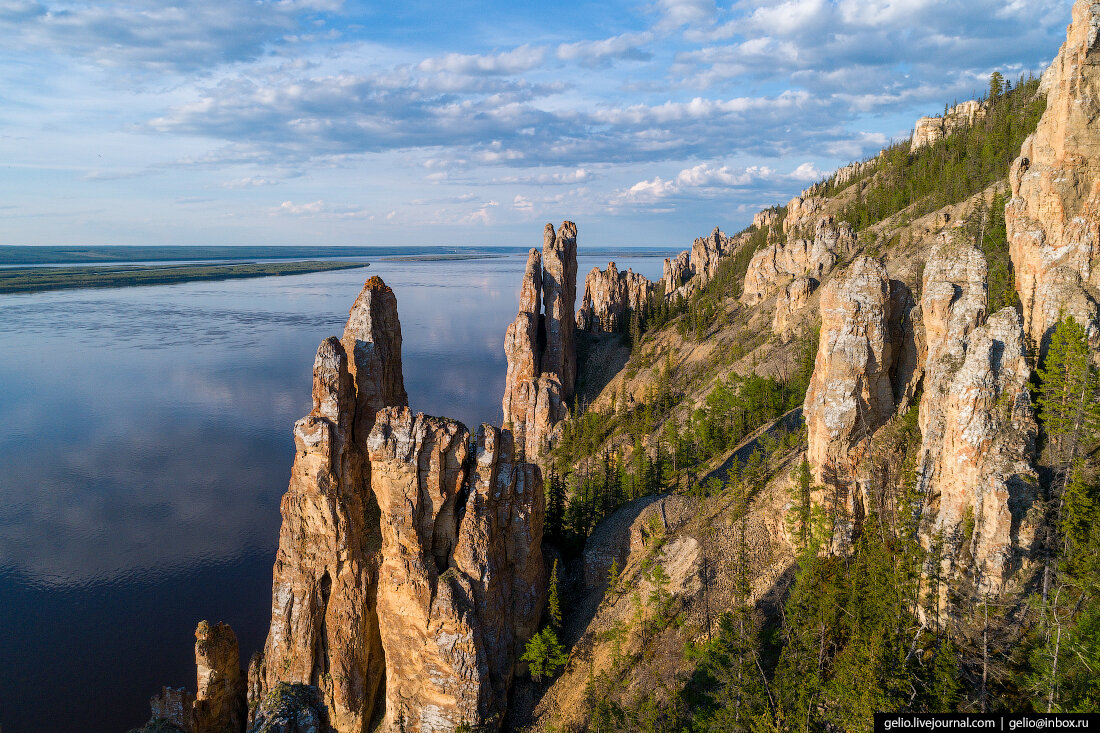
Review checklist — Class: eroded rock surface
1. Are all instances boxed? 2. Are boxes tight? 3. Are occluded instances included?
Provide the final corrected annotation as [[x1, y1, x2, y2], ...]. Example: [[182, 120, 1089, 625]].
[[194, 622, 247, 733], [367, 409, 544, 733], [691, 227, 728, 285], [502, 224, 579, 457], [743, 217, 855, 304], [1007, 0, 1100, 348], [918, 308, 1039, 594], [662, 251, 693, 298], [771, 275, 818, 339], [575, 262, 654, 333], [803, 257, 917, 547], [910, 100, 985, 152], [783, 195, 825, 235], [259, 335, 386, 733]]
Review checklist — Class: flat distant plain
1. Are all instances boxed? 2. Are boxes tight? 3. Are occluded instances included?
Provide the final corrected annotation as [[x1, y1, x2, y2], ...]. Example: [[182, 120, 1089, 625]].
[[0, 245, 670, 294]]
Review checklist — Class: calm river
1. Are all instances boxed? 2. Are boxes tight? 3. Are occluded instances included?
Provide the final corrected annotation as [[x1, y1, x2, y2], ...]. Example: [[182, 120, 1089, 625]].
[[0, 251, 667, 732]]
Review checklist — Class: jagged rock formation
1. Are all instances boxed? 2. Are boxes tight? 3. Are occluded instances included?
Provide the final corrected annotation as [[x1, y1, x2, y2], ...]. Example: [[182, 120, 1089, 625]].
[[575, 262, 654, 333], [342, 277, 408, 441], [137, 623, 247, 733], [1007, 0, 1100, 348], [783, 194, 824, 235], [194, 622, 247, 733], [753, 209, 779, 230], [149, 688, 196, 732], [742, 216, 855, 304], [919, 306, 1039, 594], [662, 250, 692, 294], [803, 257, 918, 547], [257, 331, 388, 732], [249, 684, 332, 733], [690, 227, 729, 285], [367, 408, 544, 733], [771, 275, 818, 339], [833, 159, 874, 188], [910, 99, 985, 152], [502, 223, 579, 457]]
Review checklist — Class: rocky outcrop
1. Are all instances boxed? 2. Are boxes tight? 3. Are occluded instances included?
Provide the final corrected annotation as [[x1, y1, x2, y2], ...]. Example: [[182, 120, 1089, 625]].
[[919, 306, 1039, 594], [803, 257, 918, 547], [149, 688, 196, 732], [502, 223, 579, 457], [691, 227, 728, 285], [783, 195, 824, 235], [771, 275, 818, 339], [1006, 0, 1100, 349], [833, 159, 874, 188], [753, 209, 780, 230], [575, 262, 654, 333], [194, 622, 247, 733], [910, 100, 985, 152], [248, 684, 332, 733], [342, 277, 408, 441], [258, 334, 387, 733], [138, 622, 247, 733], [367, 408, 544, 733], [742, 216, 855, 304], [541, 222, 578, 394], [662, 251, 692, 296]]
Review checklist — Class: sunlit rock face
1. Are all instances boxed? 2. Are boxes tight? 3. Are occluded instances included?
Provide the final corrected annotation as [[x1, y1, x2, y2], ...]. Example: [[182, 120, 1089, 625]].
[[502, 223, 579, 458], [1006, 0, 1100, 349], [367, 411, 544, 732], [258, 334, 386, 733], [743, 216, 855, 305], [771, 275, 818, 340], [803, 257, 919, 549], [910, 99, 985, 152], [575, 261, 654, 333], [242, 273, 546, 733]]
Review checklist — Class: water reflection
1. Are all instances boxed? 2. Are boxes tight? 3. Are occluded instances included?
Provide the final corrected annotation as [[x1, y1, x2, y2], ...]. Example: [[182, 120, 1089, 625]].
[[0, 252, 667, 732]]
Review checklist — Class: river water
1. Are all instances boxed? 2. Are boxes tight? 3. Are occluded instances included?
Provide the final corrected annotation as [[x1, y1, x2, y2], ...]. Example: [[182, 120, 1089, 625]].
[[0, 251, 667, 732]]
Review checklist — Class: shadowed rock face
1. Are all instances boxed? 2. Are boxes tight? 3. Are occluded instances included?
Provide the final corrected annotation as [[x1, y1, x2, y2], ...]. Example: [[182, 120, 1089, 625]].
[[502, 223, 579, 457], [575, 262, 654, 333], [248, 683, 332, 733], [803, 257, 918, 548], [1007, 0, 1100, 349], [194, 622, 247, 733]]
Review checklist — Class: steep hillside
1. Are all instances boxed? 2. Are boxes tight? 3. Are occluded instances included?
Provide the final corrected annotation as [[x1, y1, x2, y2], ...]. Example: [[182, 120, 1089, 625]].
[[518, 4, 1100, 729]]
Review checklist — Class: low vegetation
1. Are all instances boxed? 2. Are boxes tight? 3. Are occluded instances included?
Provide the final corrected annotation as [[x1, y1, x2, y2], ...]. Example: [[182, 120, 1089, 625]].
[[0, 260, 369, 294]]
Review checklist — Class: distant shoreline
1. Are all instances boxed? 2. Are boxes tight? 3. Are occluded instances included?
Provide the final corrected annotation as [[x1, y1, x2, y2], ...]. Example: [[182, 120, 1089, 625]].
[[0, 261, 370, 295]]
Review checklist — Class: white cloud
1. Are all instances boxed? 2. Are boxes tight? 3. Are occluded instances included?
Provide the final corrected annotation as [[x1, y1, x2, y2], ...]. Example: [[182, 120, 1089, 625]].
[[417, 45, 547, 76]]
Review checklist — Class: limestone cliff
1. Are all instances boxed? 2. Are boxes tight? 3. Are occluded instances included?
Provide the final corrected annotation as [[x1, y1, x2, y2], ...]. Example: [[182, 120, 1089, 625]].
[[919, 308, 1039, 594], [690, 227, 728, 285], [502, 223, 580, 457], [771, 275, 818, 340], [367, 409, 544, 732], [803, 257, 918, 547], [1007, 0, 1100, 348], [782, 194, 824, 235], [743, 216, 855, 304], [258, 335, 386, 733], [661, 250, 692, 296], [575, 261, 654, 333], [910, 100, 985, 152]]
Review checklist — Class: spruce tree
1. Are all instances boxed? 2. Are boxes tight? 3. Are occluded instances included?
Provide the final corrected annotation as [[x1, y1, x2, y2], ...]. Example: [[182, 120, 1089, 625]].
[[548, 558, 562, 630]]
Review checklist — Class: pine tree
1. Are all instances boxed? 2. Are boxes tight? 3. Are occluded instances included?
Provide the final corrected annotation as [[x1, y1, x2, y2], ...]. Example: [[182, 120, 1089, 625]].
[[522, 627, 568, 682], [548, 558, 562, 630]]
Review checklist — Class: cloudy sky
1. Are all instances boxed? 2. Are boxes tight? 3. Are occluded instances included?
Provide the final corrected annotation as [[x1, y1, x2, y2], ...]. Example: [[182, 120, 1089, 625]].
[[0, 0, 1073, 247]]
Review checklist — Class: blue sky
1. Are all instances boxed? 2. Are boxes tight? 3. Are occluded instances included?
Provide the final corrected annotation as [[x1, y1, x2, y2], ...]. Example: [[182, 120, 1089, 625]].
[[0, 0, 1073, 247]]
